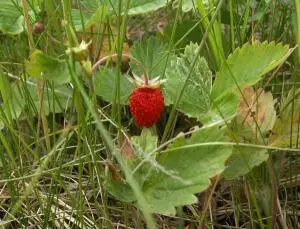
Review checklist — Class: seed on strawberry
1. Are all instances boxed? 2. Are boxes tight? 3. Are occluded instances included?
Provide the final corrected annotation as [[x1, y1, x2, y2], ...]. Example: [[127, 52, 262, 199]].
[[129, 88, 164, 128]]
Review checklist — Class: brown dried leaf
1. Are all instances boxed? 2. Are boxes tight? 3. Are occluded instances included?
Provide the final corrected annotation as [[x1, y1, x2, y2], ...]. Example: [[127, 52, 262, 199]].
[[118, 132, 135, 160], [238, 87, 276, 135]]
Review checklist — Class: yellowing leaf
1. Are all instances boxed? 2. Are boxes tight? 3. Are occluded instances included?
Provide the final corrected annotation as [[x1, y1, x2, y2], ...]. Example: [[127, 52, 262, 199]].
[[238, 87, 276, 136]]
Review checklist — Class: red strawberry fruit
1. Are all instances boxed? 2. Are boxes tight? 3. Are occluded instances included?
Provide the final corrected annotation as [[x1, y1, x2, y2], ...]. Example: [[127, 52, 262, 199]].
[[129, 76, 165, 128]]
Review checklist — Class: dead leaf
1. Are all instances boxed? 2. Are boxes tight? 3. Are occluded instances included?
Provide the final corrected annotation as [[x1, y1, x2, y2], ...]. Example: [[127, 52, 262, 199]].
[[118, 132, 135, 160], [238, 87, 276, 135]]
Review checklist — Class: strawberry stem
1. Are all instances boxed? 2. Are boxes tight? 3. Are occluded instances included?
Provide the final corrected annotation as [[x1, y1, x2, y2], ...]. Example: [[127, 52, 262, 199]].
[[92, 53, 149, 83]]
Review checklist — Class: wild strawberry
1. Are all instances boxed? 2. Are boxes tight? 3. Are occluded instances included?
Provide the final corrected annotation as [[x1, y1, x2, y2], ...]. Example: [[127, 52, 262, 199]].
[[129, 76, 165, 128]]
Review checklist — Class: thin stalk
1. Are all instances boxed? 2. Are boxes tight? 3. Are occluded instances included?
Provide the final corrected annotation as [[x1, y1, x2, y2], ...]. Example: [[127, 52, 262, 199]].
[[241, 0, 250, 43], [22, 0, 51, 151], [199, 175, 221, 225], [113, 0, 130, 131], [229, 0, 235, 51], [196, 0, 225, 68], [61, 0, 72, 28], [37, 80, 51, 151], [45, 0, 63, 44], [162, 0, 182, 79], [21, 0, 34, 51], [295, 0, 300, 61]]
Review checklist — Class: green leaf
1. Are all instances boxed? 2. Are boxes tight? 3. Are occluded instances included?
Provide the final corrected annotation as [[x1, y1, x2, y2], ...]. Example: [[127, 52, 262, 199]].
[[72, 7, 108, 31], [173, 0, 196, 12], [26, 50, 71, 84], [0, 1, 24, 35], [122, 0, 168, 15], [224, 146, 269, 180], [106, 175, 137, 202], [0, 78, 72, 130], [0, 70, 24, 130], [81, 0, 168, 15], [211, 41, 291, 100], [130, 37, 169, 79], [199, 92, 239, 125], [164, 43, 212, 117], [94, 68, 134, 105], [132, 129, 158, 153], [107, 125, 233, 215], [142, 125, 232, 215], [16, 81, 72, 115]]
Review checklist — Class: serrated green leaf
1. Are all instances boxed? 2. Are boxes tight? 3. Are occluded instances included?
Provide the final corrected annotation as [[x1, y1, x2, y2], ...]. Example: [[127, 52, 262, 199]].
[[142, 126, 232, 215], [211, 41, 291, 100], [107, 125, 232, 215], [130, 37, 169, 79], [224, 146, 269, 180], [0, 1, 24, 35], [94, 68, 134, 105], [26, 50, 71, 84], [164, 43, 212, 117]]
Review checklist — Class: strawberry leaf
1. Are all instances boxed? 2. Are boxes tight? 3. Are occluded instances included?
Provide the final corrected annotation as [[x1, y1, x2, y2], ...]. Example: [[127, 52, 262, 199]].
[[26, 50, 72, 84], [130, 37, 169, 79], [81, 0, 168, 16], [107, 125, 233, 215], [132, 128, 158, 153], [224, 146, 268, 180], [211, 41, 291, 100], [237, 87, 276, 138], [94, 68, 134, 105], [164, 43, 212, 117], [142, 125, 232, 215], [109, 0, 168, 15], [0, 74, 72, 130], [72, 7, 108, 31], [199, 92, 239, 124], [0, 1, 24, 35]]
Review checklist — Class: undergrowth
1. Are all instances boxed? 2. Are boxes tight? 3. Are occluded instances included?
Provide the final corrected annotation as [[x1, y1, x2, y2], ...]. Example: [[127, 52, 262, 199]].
[[0, 0, 300, 228]]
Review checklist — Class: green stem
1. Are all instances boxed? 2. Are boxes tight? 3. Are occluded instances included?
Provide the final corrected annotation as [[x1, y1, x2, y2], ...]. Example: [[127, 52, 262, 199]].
[[295, 0, 300, 62], [229, 0, 235, 51], [196, 0, 225, 69], [21, 0, 34, 52]]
